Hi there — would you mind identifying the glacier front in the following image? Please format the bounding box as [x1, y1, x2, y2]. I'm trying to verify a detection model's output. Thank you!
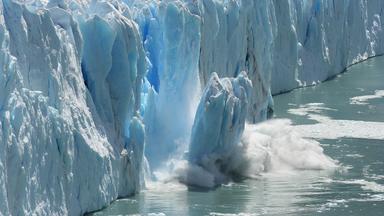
[0, 0, 384, 215]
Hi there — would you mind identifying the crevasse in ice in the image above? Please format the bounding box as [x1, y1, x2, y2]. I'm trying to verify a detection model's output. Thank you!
[0, 0, 384, 215]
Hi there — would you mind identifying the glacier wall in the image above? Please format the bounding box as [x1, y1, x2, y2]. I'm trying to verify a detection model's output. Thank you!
[0, 0, 145, 215]
[0, 0, 384, 215]
[270, 0, 384, 94]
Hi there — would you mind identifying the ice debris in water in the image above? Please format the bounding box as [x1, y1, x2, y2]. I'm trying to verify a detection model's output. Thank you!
[181, 73, 337, 187]
[1, 0, 384, 214]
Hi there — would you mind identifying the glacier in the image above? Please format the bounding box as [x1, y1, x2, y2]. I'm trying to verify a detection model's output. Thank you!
[0, 0, 384, 215]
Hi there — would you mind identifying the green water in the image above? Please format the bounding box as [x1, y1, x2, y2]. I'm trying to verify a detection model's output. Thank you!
[93, 57, 384, 216]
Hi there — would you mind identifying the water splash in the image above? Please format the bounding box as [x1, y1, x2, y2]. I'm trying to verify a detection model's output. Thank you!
[147, 119, 337, 188]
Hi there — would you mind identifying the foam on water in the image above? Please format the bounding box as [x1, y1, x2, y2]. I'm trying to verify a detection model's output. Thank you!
[209, 213, 260, 216]
[319, 194, 384, 212]
[345, 154, 364, 158]
[319, 177, 384, 193]
[339, 180, 384, 193]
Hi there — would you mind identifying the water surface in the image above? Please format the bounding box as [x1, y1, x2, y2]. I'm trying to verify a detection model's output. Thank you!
[93, 57, 384, 215]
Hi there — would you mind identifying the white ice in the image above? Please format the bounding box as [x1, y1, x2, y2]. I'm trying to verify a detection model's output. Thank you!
[350, 90, 384, 105]
[288, 103, 384, 140]
[1, 0, 384, 215]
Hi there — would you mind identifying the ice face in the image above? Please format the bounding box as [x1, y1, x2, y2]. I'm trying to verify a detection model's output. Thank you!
[140, 1, 202, 170]
[0, 1, 145, 215]
[188, 72, 252, 185]
[198, 0, 275, 123]
[0, 0, 384, 215]
[80, 8, 147, 141]
[270, 0, 384, 94]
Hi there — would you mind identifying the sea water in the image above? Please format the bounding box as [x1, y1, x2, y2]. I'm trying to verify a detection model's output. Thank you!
[92, 57, 384, 216]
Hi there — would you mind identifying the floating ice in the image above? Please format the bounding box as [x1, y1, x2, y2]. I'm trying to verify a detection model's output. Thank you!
[1, 0, 384, 214]
[288, 103, 337, 121]
[288, 103, 384, 140]
[293, 120, 384, 140]
[350, 90, 384, 105]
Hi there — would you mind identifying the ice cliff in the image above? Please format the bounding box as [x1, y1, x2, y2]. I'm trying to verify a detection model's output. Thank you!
[0, 0, 383, 215]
